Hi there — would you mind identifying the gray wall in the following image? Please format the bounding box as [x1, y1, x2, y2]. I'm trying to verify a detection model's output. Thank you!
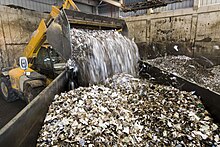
[0, 0, 98, 13]
[125, 2, 220, 64]
[200, 0, 220, 6]
[0, 0, 61, 12]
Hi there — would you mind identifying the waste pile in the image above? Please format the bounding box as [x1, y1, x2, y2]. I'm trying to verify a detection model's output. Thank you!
[147, 55, 220, 93]
[37, 73, 220, 146]
[211, 65, 220, 77]
[70, 29, 139, 86]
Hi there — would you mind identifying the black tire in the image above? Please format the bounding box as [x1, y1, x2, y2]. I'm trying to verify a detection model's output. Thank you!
[0, 76, 17, 102]
[24, 86, 44, 103]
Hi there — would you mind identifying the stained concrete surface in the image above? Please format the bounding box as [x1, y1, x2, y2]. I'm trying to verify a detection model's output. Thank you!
[0, 5, 47, 69]
[0, 96, 26, 129]
[125, 4, 220, 64]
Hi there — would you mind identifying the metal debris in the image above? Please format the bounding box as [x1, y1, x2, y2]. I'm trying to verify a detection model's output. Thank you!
[147, 55, 220, 93]
[70, 29, 139, 86]
[37, 73, 220, 146]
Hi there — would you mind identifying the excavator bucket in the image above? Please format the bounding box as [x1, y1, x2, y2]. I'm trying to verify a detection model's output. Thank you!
[47, 9, 128, 60]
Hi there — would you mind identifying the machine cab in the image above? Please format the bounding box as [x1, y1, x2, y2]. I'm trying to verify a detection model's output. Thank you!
[32, 46, 66, 79]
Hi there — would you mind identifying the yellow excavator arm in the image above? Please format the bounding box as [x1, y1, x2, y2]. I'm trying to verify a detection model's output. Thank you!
[23, 0, 79, 67]
[63, 0, 80, 10]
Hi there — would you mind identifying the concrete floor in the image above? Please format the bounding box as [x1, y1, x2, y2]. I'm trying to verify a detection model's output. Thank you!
[0, 96, 26, 129]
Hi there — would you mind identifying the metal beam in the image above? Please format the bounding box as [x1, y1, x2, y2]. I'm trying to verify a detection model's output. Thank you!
[73, 0, 99, 6]
[101, 0, 124, 8]
[100, 0, 183, 12]
[123, 0, 183, 12]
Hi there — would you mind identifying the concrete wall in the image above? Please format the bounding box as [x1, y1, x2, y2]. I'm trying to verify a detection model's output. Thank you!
[0, 5, 47, 69]
[125, 3, 220, 64]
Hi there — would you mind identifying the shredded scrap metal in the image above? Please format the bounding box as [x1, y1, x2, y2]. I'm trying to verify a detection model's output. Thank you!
[37, 73, 220, 146]
[147, 55, 220, 93]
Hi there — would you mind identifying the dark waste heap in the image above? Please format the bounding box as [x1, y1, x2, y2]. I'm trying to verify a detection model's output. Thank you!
[147, 55, 220, 93]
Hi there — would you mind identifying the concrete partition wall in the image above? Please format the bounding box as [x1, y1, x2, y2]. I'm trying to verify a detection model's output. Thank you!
[125, 2, 220, 64]
[0, 5, 47, 68]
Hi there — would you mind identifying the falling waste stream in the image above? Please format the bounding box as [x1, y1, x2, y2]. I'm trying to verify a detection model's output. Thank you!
[69, 28, 140, 86]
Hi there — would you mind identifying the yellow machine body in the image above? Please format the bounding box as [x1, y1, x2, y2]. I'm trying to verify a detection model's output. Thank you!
[9, 68, 34, 91]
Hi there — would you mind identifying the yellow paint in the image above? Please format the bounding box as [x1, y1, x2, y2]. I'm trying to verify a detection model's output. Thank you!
[63, 0, 80, 11]
[46, 78, 53, 86]
[9, 68, 34, 90]
[117, 28, 123, 32]
[50, 6, 60, 18]
[23, 20, 47, 64]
